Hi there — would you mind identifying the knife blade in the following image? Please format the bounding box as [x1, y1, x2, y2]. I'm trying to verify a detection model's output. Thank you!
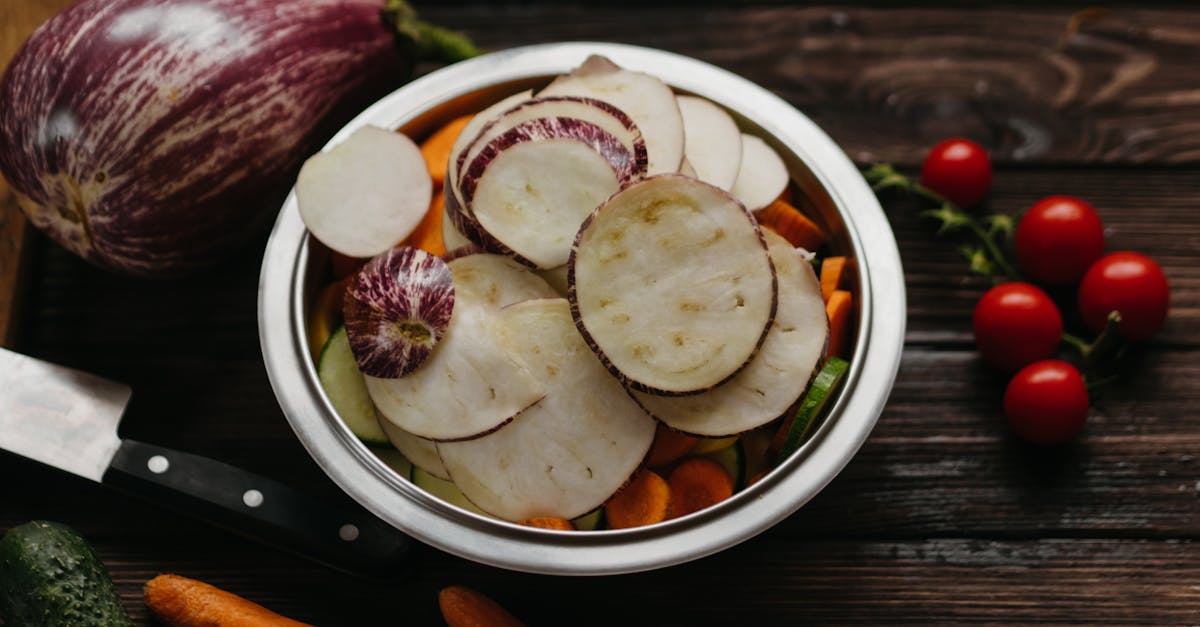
[0, 347, 411, 576]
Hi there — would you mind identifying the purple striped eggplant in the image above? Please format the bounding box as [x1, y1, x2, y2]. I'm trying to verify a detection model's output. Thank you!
[0, 0, 475, 276]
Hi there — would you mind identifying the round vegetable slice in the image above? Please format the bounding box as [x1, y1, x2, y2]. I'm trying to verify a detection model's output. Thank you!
[676, 95, 743, 190]
[377, 415, 449, 481]
[296, 125, 432, 257]
[316, 325, 388, 444]
[631, 230, 827, 436]
[729, 134, 789, 212]
[447, 90, 533, 192]
[366, 254, 556, 441]
[436, 299, 656, 521]
[569, 174, 778, 396]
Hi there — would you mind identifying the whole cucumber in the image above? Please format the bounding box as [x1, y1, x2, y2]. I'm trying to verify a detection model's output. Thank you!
[0, 521, 133, 626]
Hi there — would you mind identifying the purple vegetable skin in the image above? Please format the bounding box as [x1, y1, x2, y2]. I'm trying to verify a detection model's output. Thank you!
[0, 0, 469, 276]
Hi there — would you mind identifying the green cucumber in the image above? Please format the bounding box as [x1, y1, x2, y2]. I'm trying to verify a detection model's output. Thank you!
[775, 357, 849, 464]
[0, 521, 133, 626]
[571, 508, 605, 531]
[317, 325, 389, 444]
[704, 440, 747, 490]
[411, 467, 492, 518]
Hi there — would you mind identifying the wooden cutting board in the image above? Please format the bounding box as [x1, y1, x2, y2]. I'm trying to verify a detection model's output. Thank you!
[0, 0, 74, 347]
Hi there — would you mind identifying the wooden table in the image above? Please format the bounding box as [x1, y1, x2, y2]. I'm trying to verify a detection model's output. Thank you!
[3, 3, 1198, 624]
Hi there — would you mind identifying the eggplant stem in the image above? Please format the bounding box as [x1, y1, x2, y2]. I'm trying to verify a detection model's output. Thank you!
[382, 0, 482, 62]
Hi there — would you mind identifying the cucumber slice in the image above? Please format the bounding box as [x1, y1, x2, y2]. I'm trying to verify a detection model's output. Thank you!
[410, 467, 491, 518]
[571, 508, 606, 531]
[369, 446, 413, 479]
[774, 357, 850, 464]
[703, 440, 746, 490]
[317, 325, 389, 444]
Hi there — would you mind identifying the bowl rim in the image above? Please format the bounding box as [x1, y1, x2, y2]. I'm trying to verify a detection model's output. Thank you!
[259, 41, 906, 575]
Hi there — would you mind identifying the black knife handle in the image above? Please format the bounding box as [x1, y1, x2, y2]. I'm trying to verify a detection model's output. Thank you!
[103, 439, 410, 577]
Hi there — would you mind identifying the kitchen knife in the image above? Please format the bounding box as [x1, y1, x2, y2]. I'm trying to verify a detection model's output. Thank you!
[0, 347, 410, 576]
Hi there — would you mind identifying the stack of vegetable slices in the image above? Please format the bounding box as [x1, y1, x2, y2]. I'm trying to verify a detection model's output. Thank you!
[297, 55, 857, 530]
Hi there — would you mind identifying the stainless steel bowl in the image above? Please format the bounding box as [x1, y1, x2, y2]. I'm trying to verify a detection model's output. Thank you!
[259, 42, 905, 575]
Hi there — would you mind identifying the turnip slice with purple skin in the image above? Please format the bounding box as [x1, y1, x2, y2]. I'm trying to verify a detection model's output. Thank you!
[457, 96, 648, 189]
[297, 125, 432, 258]
[0, 0, 422, 276]
[676, 95, 743, 190]
[632, 231, 828, 437]
[730, 134, 790, 211]
[460, 118, 640, 269]
[540, 55, 684, 175]
[436, 299, 656, 522]
[344, 246, 453, 378]
[366, 253, 557, 441]
[377, 416, 449, 481]
[447, 90, 533, 194]
[569, 174, 778, 396]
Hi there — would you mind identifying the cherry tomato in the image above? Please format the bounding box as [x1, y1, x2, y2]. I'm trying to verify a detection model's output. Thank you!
[973, 282, 1063, 371]
[920, 138, 992, 209]
[1078, 251, 1170, 341]
[1014, 195, 1105, 285]
[1004, 360, 1088, 445]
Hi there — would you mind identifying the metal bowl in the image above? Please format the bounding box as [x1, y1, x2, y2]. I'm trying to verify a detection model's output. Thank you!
[259, 42, 905, 575]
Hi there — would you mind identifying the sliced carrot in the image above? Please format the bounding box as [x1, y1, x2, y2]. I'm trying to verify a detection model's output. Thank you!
[519, 517, 574, 531]
[144, 574, 312, 627]
[644, 423, 698, 468]
[439, 586, 527, 627]
[420, 114, 474, 187]
[402, 192, 447, 256]
[667, 457, 733, 519]
[605, 469, 670, 529]
[755, 198, 825, 251]
[826, 289, 853, 358]
[820, 256, 847, 302]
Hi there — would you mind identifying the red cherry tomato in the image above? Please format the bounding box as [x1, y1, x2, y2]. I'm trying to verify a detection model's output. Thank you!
[1078, 251, 1170, 341]
[920, 138, 993, 209]
[973, 282, 1063, 371]
[1014, 195, 1105, 285]
[1004, 360, 1088, 445]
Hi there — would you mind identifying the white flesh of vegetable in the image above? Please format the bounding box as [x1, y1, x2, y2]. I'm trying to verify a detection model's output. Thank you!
[676, 95, 743, 190]
[366, 254, 557, 441]
[436, 299, 656, 521]
[729, 134, 790, 212]
[470, 138, 622, 269]
[377, 415, 449, 480]
[447, 90, 533, 192]
[296, 125, 431, 257]
[678, 158, 697, 178]
[632, 230, 828, 436]
[541, 55, 684, 175]
[570, 174, 778, 395]
[537, 264, 570, 297]
[441, 204, 474, 251]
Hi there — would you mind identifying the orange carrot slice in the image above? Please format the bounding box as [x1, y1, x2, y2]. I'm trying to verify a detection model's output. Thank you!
[403, 192, 447, 256]
[755, 198, 825, 251]
[439, 586, 527, 627]
[826, 289, 853, 358]
[820, 256, 847, 302]
[144, 574, 312, 627]
[644, 423, 698, 468]
[667, 457, 733, 519]
[605, 469, 670, 529]
[420, 115, 473, 187]
[519, 517, 574, 531]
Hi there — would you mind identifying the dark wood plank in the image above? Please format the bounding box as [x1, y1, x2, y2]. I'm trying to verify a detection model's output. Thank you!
[420, 5, 1200, 166]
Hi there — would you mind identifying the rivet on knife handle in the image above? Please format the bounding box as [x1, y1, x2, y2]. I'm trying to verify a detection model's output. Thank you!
[103, 439, 410, 576]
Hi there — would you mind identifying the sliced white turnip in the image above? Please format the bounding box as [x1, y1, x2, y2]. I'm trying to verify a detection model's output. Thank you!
[537, 264, 570, 297]
[678, 158, 698, 178]
[458, 96, 648, 190]
[377, 416, 449, 481]
[569, 174, 778, 396]
[297, 125, 432, 257]
[540, 55, 684, 175]
[436, 299, 656, 521]
[729, 134, 790, 211]
[366, 253, 557, 441]
[461, 118, 640, 269]
[632, 230, 828, 436]
[440, 186, 477, 251]
[676, 95, 743, 190]
[343, 247, 453, 378]
[447, 89, 533, 193]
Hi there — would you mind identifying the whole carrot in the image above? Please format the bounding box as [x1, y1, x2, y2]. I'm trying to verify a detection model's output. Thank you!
[439, 585, 527, 627]
[144, 574, 311, 627]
